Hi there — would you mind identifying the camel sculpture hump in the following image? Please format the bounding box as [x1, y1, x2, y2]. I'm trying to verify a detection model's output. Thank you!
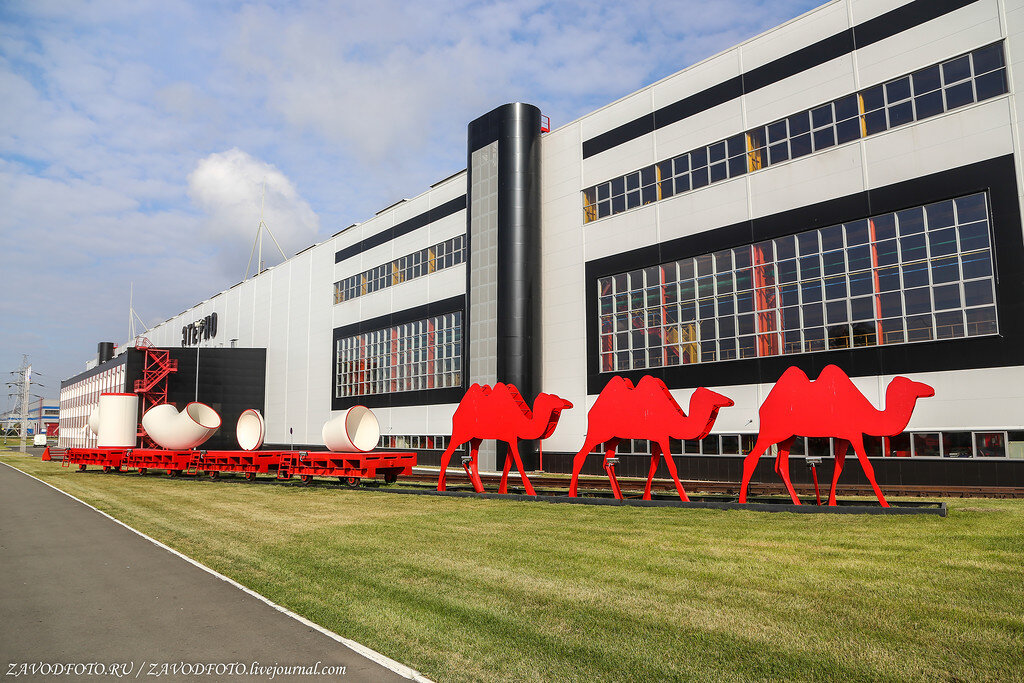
[634, 375, 687, 418]
[585, 375, 732, 441]
[586, 375, 680, 439]
[759, 365, 861, 437]
[758, 364, 935, 440]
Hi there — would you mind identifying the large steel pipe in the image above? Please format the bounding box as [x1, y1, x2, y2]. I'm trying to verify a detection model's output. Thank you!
[94, 393, 139, 448]
[322, 406, 379, 452]
[141, 402, 221, 450]
[236, 409, 265, 451]
[88, 407, 101, 435]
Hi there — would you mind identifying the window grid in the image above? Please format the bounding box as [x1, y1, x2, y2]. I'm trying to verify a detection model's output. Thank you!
[334, 235, 466, 304]
[605, 431, 1012, 458]
[583, 42, 1007, 223]
[381, 434, 450, 450]
[597, 193, 997, 372]
[335, 312, 462, 398]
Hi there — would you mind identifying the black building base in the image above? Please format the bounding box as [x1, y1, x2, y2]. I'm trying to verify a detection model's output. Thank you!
[539, 452, 1024, 489]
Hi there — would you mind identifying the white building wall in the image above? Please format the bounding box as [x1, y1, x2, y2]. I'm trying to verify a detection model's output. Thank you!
[538, 0, 1024, 454]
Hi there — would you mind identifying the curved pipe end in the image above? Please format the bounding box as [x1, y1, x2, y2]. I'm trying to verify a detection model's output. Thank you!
[323, 405, 380, 452]
[236, 409, 265, 451]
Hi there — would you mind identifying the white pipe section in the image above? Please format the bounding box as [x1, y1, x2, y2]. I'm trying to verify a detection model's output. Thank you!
[141, 402, 221, 450]
[96, 393, 138, 448]
[322, 406, 379, 452]
[236, 409, 265, 451]
[88, 407, 101, 435]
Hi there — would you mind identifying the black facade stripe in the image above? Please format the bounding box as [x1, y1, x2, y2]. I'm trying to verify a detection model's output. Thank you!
[584, 154, 1024, 396]
[583, 113, 658, 161]
[582, 0, 980, 159]
[741, 30, 854, 93]
[61, 353, 129, 388]
[853, 0, 973, 48]
[331, 294, 465, 411]
[334, 195, 467, 264]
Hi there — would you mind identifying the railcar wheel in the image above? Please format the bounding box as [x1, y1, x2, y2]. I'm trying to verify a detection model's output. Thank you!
[299, 474, 314, 485]
[244, 472, 256, 481]
[208, 470, 220, 479]
[78, 464, 87, 472]
[102, 465, 111, 473]
[345, 476, 360, 487]
[384, 473, 398, 484]
[169, 469, 181, 477]
[138, 468, 148, 476]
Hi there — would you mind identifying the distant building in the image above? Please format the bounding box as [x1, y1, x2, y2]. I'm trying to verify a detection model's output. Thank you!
[2, 398, 59, 436]
[63, 0, 1024, 487]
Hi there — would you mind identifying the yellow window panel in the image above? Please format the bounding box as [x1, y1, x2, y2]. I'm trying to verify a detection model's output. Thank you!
[746, 130, 765, 172]
[583, 188, 597, 223]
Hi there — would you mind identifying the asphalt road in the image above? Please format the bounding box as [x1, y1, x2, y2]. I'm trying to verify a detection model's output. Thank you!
[0, 462, 420, 682]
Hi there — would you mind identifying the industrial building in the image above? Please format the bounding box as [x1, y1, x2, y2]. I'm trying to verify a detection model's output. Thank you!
[2, 398, 59, 437]
[61, 0, 1024, 488]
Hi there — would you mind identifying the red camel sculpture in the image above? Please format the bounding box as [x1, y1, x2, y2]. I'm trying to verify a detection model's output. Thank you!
[739, 365, 934, 507]
[568, 376, 734, 501]
[437, 383, 573, 495]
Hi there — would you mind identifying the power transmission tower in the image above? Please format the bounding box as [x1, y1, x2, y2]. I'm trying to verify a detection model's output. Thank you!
[6, 355, 32, 453]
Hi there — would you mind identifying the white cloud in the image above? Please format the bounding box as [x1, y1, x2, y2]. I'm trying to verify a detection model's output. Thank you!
[187, 148, 320, 271]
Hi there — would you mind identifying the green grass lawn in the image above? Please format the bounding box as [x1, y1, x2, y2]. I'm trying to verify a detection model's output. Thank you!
[3, 453, 1023, 682]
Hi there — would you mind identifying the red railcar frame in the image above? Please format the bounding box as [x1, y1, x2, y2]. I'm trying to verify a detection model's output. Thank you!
[62, 447, 416, 484]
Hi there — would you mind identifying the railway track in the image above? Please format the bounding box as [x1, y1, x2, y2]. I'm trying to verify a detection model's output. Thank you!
[40, 450, 1024, 498]
[403, 469, 1024, 499]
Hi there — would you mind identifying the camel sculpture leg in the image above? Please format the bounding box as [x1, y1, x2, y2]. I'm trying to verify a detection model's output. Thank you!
[850, 437, 889, 508]
[437, 437, 467, 491]
[773, 436, 800, 505]
[657, 439, 689, 502]
[499, 442, 514, 494]
[505, 441, 536, 496]
[643, 444, 661, 500]
[569, 438, 602, 497]
[828, 440, 849, 506]
[466, 438, 485, 493]
[602, 439, 622, 499]
[739, 437, 773, 503]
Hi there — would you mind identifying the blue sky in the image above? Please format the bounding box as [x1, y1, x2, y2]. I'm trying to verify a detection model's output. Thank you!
[0, 0, 821, 403]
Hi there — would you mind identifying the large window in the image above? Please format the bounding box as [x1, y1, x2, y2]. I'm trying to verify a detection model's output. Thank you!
[583, 43, 1008, 223]
[597, 193, 997, 372]
[335, 312, 462, 397]
[334, 234, 466, 304]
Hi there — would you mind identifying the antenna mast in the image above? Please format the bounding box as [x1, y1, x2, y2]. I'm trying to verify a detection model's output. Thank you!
[128, 282, 148, 344]
[244, 180, 288, 281]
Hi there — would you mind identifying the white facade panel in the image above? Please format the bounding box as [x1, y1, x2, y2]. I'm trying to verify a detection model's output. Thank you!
[657, 176, 751, 243]
[748, 141, 866, 219]
[861, 96, 1014, 188]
